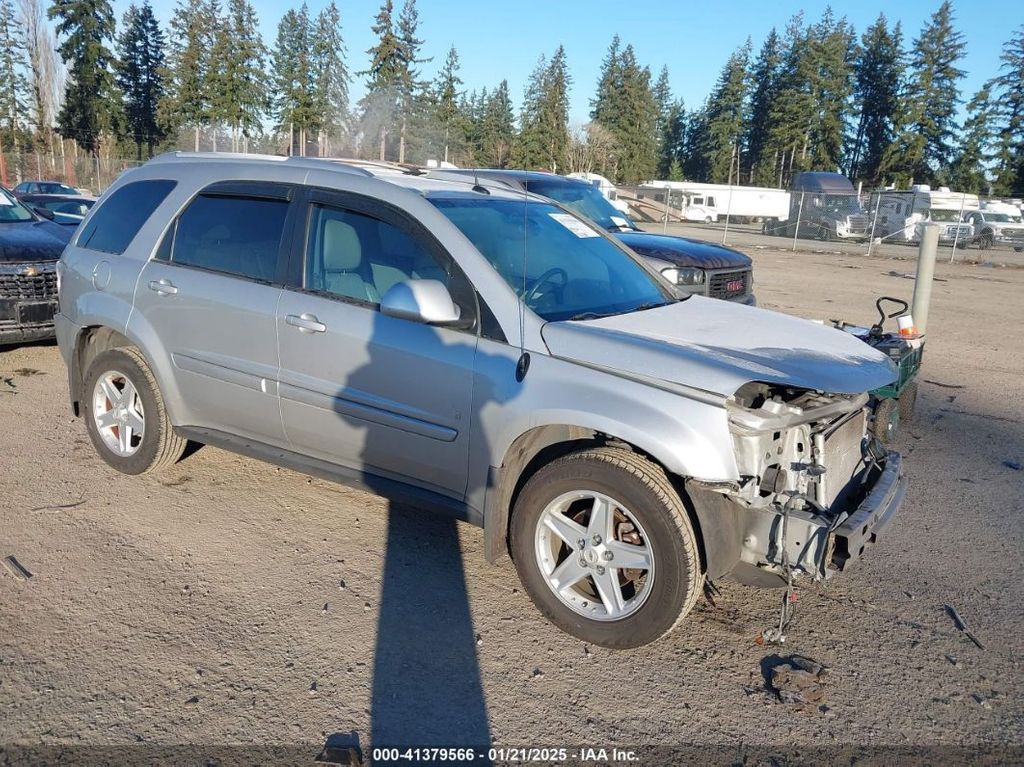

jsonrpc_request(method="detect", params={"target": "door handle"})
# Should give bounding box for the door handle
[286,313,327,333]
[148,279,178,296]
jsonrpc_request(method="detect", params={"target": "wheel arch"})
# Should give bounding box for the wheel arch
[483,424,722,579]
[70,325,134,416]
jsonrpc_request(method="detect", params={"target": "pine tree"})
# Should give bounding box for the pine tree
[806,10,855,172]
[763,13,815,186]
[311,1,349,156]
[430,46,462,163]
[590,35,621,126]
[116,2,166,158]
[657,99,685,178]
[652,65,671,136]
[698,41,749,183]
[358,0,402,160]
[745,28,783,185]
[514,47,571,171]
[848,15,903,184]
[894,0,967,185]
[48,0,118,154]
[0,0,31,156]
[270,4,314,154]
[165,0,218,150]
[208,0,267,153]
[987,25,1024,196]
[394,0,428,163]
[479,79,515,167]
[948,86,993,193]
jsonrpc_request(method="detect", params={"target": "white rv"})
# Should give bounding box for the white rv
[869,185,976,245]
[636,181,790,224]
[567,172,630,213]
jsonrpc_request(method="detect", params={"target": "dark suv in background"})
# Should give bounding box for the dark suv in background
[0,186,72,344]
[429,169,755,305]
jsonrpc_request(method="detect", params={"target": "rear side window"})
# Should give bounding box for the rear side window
[77,179,176,254]
[168,195,287,282]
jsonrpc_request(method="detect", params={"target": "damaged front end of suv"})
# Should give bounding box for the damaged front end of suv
[708,382,905,587]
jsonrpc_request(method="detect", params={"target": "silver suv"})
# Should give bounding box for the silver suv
[56,153,906,648]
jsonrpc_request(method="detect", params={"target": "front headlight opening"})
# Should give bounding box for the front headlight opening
[661,267,705,286]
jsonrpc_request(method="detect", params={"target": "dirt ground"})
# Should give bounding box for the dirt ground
[1,248,1022,763]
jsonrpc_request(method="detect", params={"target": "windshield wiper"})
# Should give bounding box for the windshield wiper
[567,311,611,321]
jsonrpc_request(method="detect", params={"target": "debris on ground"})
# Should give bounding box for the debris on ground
[1,376,16,393]
[923,379,965,389]
[887,270,948,282]
[1003,460,1022,471]
[1,555,33,580]
[12,368,44,376]
[945,605,985,650]
[30,499,86,513]
[761,655,829,713]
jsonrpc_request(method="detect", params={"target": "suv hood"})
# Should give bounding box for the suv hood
[541,296,897,397]
[615,231,751,270]
[0,220,71,262]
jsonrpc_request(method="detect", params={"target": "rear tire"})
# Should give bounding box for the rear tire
[898,381,918,423]
[510,447,702,649]
[82,347,186,475]
[872,398,899,444]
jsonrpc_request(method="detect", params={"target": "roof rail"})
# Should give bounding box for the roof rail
[146,151,373,176]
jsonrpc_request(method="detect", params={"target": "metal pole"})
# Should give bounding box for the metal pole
[791,191,804,252]
[912,222,940,336]
[663,184,669,234]
[722,183,733,245]
[949,193,967,264]
[867,192,881,257]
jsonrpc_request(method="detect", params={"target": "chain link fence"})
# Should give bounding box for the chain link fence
[1,151,145,196]
[621,182,1024,267]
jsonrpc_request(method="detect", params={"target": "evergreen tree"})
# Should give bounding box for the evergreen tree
[657,98,685,178]
[893,0,967,185]
[652,64,671,136]
[394,0,428,163]
[0,0,31,155]
[311,1,349,155]
[745,28,783,185]
[479,79,515,167]
[987,25,1024,196]
[806,10,855,172]
[697,41,749,183]
[209,0,267,153]
[115,2,166,158]
[588,38,658,181]
[165,0,218,150]
[762,13,815,186]
[848,15,903,184]
[358,0,402,160]
[430,45,463,163]
[948,86,993,193]
[514,47,571,171]
[48,0,118,154]
[270,4,314,154]
[681,105,708,180]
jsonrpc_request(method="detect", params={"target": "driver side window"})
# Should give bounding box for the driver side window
[304,204,451,306]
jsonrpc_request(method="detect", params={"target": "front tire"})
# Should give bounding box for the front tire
[510,447,702,649]
[82,347,186,475]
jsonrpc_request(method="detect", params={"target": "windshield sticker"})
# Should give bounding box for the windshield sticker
[0,195,13,206]
[549,212,600,238]
[611,216,630,229]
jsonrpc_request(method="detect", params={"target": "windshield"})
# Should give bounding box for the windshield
[0,188,35,222]
[525,178,637,232]
[38,182,77,194]
[930,209,960,222]
[430,197,670,322]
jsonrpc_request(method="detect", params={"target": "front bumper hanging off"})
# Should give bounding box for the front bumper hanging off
[829,451,906,571]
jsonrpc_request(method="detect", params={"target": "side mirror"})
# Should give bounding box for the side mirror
[33,206,55,221]
[380,279,469,328]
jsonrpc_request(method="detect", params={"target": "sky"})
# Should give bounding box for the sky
[132,0,1022,124]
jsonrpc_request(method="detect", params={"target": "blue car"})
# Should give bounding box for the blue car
[428,169,755,305]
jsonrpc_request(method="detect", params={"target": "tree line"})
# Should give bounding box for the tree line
[0,0,1021,194]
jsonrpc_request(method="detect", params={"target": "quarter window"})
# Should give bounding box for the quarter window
[77,179,177,255]
[169,194,287,282]
[304,204,451,304]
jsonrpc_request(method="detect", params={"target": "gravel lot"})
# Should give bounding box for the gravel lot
[1,248,1022,762]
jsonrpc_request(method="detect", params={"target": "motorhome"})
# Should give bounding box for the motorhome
[869,185,977,245]
[567,172,631,213]
[636,181,789,223]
